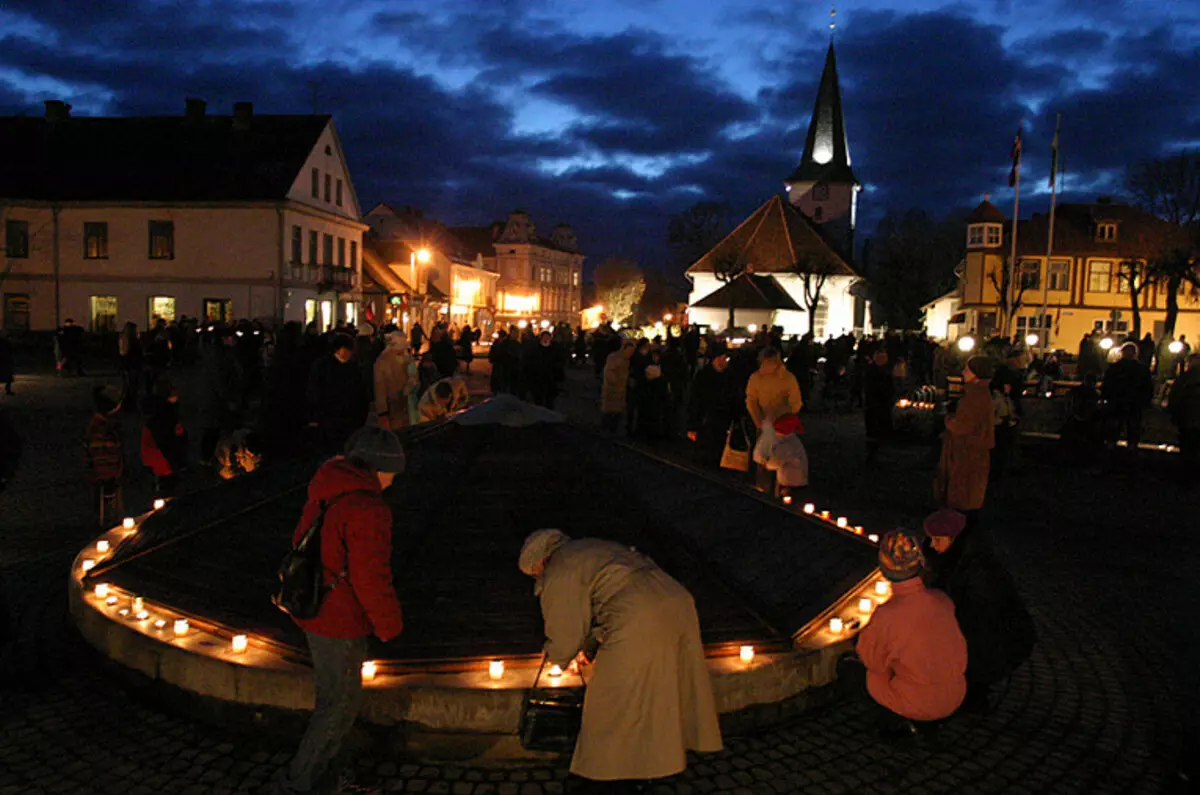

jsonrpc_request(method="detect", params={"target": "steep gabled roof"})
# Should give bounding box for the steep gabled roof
[0,113,332,202]
[687,194,860,278]
[1009,203,1189,259]
[786,43,858,186]
[690,274,803,311]
[967,200,1007,223]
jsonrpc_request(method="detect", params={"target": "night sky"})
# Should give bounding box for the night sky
[2,0,1197,270]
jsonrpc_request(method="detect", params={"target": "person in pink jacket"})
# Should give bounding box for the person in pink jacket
[855,529,968,734]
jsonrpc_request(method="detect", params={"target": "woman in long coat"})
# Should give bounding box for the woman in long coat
[373,331,413,430]
[600,341,635,433]
[935,356,995,515]
[518,530,722,783]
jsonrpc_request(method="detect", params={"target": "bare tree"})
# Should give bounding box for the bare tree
[1116,257,1156,339]
[594,256,646,325]
[795,255,839,337]
[668,201,732,273]
[986,260,1032,338]
[707,250,747,331]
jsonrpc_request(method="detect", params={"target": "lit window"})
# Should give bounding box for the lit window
[148,221,174,259]
[90,296,117,332]
[1096,222,1117,242]
[5,220,30,257]
[1048,260,1070,291]
[84,222,108,259]
[967,226,984,247]
[1087,261,1112,293]
[148,295,176,324]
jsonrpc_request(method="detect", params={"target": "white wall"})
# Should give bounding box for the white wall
[687,273,860,339]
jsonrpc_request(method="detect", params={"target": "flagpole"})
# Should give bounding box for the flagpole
[1007,139,1021,339]
[1039,114,1061,355]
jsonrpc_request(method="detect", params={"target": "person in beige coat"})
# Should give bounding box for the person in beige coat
[373,331,413,430]
[519,530,722,785]
[745,348,802,491]
[600,341,635,434]
[934,356,996,524]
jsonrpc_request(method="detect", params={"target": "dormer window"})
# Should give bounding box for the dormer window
[986,225,1001,246]
[1096,222,1117,242]
[967,223,1002,248]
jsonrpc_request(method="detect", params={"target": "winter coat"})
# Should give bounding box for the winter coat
[430,336,459,378]
[526,343,564,403]
[863,362,894,439]
[601,351,631,414]
[1102,357,1153,412]
[291,457,405,641]
[140,396,187,477]
[925,534,1036,687]
[935,380,994,511]
[85,414,124,483]
[305,355,369,428]
[200,344,242,425]
[856,577,968,721]
[373,348,413,428]
[538,539,722,780]
[1168,368,1200,430]
[764,432,809,488]
[745,367,802,429]
[686,364,739,443]
[416,377,469,422]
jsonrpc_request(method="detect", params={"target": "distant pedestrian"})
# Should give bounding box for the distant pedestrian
[1102,342,1153,461]
[429,327,459,379]
[934,356,995,525]
[409,321,425,356]
[199,327,243,465]
[526,331,564,409]
[373,331,414,431]
[1168,353,1200,483]
[118,322,143,409]
[56,318,86,376]
[863,349,894,465]
[141,375,187,499]
[274,427,406,795]
[306,334,369,453]
[84,386,125,528]
[458,324,476,373]
[745,348,802,493]
[600,341,635,434]
[686,344,738,467]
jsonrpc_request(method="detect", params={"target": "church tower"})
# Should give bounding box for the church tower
[785,43,861,260]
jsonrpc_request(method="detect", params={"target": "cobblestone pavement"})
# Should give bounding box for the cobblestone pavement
[1,362,1196,794]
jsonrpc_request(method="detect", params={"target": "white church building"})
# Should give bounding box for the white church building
[687,43,869,340]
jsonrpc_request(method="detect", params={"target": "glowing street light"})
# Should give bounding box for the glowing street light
[1025,333,1039,347]
[956,337,976,353]
[416,248,431,264]
[1169,340,1185,354]
[1099,337,1115,351]
[747,324,758,334]
[663,313,673,322]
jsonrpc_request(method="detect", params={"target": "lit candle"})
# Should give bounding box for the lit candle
[105,595,119,606]
[488,660,505,680]
[81,559,96,572]
[122,517,136,530]
[836,517,848,528]
[548,664,563,678]
[153,619,167,629]
[858,597,874,613]
[739,645,755,663]
[854,526,864,535]
[96,540,110,553]
[118,607,130,617]
[132,597,144,613]
[153,498,166,511]
[782,495,793,505]
[94,583,110,598]
[231,635,248,653]
[361,661,377,681]
[173,619,189,637]
[829,617,844,633]
[136,610,150,621]
[868,534,879,543]
[803,503,815,514]
[874,580,890,597]
[820,510,831,519]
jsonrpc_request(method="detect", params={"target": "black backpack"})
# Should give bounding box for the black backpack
[272,497,347,620]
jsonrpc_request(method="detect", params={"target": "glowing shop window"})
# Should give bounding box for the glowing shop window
[343,302,357,325]
[148,296,176,323]
[305,299,317,326]
[90,296,118,333]
[320,300,333,331]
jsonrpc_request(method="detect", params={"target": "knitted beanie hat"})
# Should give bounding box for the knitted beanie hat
[879,529,925,582]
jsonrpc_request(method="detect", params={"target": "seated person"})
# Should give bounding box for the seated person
[416,377,469,422]
[214,428,263,480]
[854,529,967,734]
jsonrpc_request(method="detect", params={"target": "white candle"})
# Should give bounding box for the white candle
[132,597,144,613]
[868,534,879,543]
[854,526,864,535]
[136,610,150,621]
[153,619,167,629]
[739,645,755,663]
[836,517,848,528]
[820,510,831,519]
[105,595,119,606]
[803,503,815,514]
[173,619,189,637]
[874,580,890,596]
[81,559,96,572]
[94,583,110,598]
[782,495,793,505]
[231,635,248,653]
[858,597,874,613]
[488,660,505,680]
[153,498,166,511]
[548,664,563,678]
[117,608,129,617]
[361,660,377,681]
[829,617,844,633]
[96,540,110,553]
[122,517,136,530]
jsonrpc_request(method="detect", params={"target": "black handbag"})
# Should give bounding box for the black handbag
[518,655,585,752]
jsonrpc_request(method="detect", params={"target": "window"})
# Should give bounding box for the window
[813,207,824,222]
[572,271,580,287]
[967,225,984,247]
[324,174,331,202]
[812,183,829,201]
[311,168,319,198]
[3,294,30,332]
[5,220,29,258]
[148,221,174,259]
[1019,260,1040,290]
[204,299,232,324]
[336,179,343,206]
[304,299,317,326]
[291,225,303,263]
[308,230,318,264]
[148,295,176,324]
[84,223,108,259]
[337,237,346,267]
[1096,222,1117,242]
[323,234,333,265]
[350,240,357,270]
[1087,260,1112,293]
[1048,259,1070,291]
[89,296,117,332]
[985,225,1002,246]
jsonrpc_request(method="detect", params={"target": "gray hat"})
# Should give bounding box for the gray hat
[344,426,406,473]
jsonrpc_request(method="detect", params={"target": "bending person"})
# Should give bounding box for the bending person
[518,530,722,786]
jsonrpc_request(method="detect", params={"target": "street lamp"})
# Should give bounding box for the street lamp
[956,336,976,353]
[1169,340,1185,354]
[1099,337,1115,351]
[1024,333,1039,347]
[747,324,758,334]
[664,313,673,322]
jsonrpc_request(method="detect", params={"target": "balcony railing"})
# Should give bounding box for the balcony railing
[318,264,358,291]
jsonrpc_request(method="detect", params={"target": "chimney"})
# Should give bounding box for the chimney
[232,101,253,131]
[185,97,207,125]
[44,100,72,123]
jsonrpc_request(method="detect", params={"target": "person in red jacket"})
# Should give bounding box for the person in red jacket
[275,426,406,795]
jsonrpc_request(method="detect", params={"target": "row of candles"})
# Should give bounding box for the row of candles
[90,581,250,652]
[895,399,936,410]
[779,498,881,545]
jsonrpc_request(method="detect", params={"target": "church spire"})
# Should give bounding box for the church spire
[786,43,857,187]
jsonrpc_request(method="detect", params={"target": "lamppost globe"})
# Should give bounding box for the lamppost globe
[1099,337,1114,351]
[416,248,431,264]
[1024,333,1039,347]
[663,313,673,322]
[747,324,758,334]
[1169,340,1185,354]
[956,336,976,353]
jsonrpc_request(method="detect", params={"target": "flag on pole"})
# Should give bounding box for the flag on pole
[1008,126,1023,187]
[1048,115,1061,189]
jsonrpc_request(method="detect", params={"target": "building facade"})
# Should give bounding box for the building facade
[687,43,868,339]
[0,99,365,334]
[943,199,1200,346]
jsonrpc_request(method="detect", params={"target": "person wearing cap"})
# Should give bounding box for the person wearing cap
[763,413,808,497]
[276,427,406,795]
[686,344,739,467]
[934,356,996,520]
[921,509,1035,713]
[373,329,414,431]
[855,529,968,730]
[1101,341,1153,462]
[517,530,722,786]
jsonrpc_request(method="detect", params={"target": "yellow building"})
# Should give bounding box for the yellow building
[953,199,1199,347]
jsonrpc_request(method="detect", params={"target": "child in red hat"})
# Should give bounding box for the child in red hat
[764,413,808,498]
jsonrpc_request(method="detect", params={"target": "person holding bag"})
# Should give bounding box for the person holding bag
[745,348,802,492]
